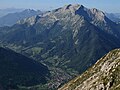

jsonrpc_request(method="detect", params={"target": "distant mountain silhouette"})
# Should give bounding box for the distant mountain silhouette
[0,9,42,27]
[106,13,120,23]
[0,8,23,17]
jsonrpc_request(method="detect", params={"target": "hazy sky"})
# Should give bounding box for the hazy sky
[0,0,120,13]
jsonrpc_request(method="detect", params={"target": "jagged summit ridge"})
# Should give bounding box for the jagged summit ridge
[18,4,106,27]
[51,4,86,15]
[63,4,84,10]
[89,8,106,22]
[17,15,41,25]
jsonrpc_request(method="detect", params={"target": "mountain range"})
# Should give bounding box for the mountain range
[0,8,23,17]
[106,13,120,23]
[0,9,42,27]
[0,4,120,89]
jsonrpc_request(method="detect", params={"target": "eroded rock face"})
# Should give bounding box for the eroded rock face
[59,49,120,90]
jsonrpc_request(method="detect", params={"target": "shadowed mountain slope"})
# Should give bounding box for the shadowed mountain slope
[0,47,50,90]
[0,9,42,27]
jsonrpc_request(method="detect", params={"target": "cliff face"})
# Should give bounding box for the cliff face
[59,49,120,90]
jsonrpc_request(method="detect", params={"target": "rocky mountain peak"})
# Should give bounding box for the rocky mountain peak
[23,9,34,12]
[50,4,86,16]
[62,4,86,15]
[51,4,106,23]
[90,8,106,22]
[63,4,84,10]
[17,15,41,25]
[17,4,107,27]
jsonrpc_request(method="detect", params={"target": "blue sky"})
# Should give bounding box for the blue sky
[0,0,120,13]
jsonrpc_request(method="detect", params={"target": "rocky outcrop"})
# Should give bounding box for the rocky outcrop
[59,49,120,90]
